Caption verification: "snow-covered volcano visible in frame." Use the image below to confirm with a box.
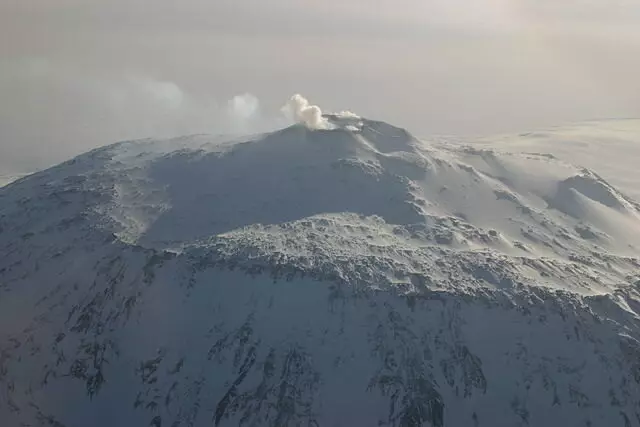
[1,117,640,426]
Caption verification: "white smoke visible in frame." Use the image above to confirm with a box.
[226,93,265,133]
[282,94,332,130]
[0,58,368,173]
[138,79,185,110]
[335,110,361,119]
[0,57,292,172]
[281,94,361,130]
[227,93,260,120]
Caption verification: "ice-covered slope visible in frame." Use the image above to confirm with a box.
[1,117,640,427]
[472,118,640,201]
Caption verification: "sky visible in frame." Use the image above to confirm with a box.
[1,0,640,173]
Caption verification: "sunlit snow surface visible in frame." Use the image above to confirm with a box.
[1,118,640,426]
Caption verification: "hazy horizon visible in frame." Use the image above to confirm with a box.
[1,0,639,173]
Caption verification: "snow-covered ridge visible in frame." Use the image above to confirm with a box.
[1,118,640,426]
[2,118,639,295]
[0,173,28,188]
[9,117,640,260]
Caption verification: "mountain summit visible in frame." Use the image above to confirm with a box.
[1,118,640,426]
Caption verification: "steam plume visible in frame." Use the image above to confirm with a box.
[282,94,332,130]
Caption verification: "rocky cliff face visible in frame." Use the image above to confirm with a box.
[1,118,640,426]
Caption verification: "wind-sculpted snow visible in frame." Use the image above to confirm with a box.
[1,119,640,426]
